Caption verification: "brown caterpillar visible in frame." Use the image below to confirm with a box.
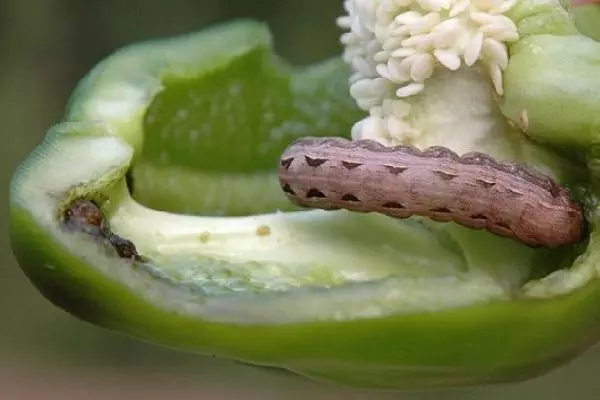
[278,137,585,248]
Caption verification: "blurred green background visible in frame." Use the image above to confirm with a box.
[2,1,600,399]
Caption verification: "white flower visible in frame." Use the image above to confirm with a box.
[338,0,519,145]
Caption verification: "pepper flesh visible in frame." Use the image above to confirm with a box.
[8,8,600,390]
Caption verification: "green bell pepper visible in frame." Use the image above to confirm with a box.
[8,0,600,390]
[573,0,600,41]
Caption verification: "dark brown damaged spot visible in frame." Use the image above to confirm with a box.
[63,199,107,237]
[63,199,147,263]
[431,207,452,213]
[109,234,145,262]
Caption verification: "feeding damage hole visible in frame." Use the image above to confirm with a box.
[63,199,146,263]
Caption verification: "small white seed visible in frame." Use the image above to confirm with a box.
[431,18,461,47]
[376,64,394,82]
[464,31,484,66]
[350,78,376,98]
[482,38,508,69]
[395,11,423,26]
[450,0,470,17]
[487,61,504,95]
[418,0,450,12]
[490,0,517,14]
[336,16,352,29]
[382,36,406,51]
[402,33,433,49]
[481,24,519,42]
[410,53,435,82]
[410,12,441,35]
[470,11,494,25]
[433,49,461,70]
[374,50,391,63]
[396,82,425,97]
[370,105,385,117]
[391,47,418,58]
[388,59,412,83]
[361,115,387,139]
[352,57,376,77]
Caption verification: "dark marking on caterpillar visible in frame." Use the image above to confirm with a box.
[470,214,487,220]
[384,165,408,174]
[476,178,496,188]
[305,155,327,167]
[496,221,511,230]
[506,188,524,197]
[306,188,326,198]
[433,170,459,181]
[341,193,360,202]
[278,137,586,248]
[382,201,404,209]
[281,158,294,169]
[342,161,363,170]
[282,183,295,195]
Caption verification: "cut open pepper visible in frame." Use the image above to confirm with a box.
[8,1,600,390]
